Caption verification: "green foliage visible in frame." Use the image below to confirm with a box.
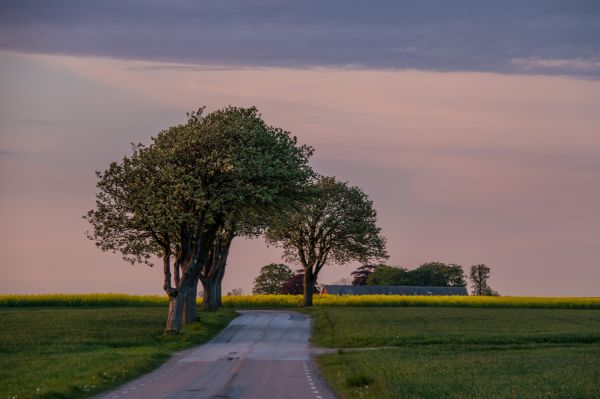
[305,307,600,348]
[318,345,600,399]
[85,106,315,318]
[266,176,387,305]
[345,373,374,388]
[367,265,412,285]
[252,263,293,294]
[267,176,387,269]
[367,262,466,287]
[310,307,600,398]
[0,307,237,399]
[86,106,314,266]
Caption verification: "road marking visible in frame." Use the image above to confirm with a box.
[302,362,325,399]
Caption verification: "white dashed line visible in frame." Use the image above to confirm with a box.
[302,362,324,399]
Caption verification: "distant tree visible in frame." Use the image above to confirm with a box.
[252,263,293,294]
[367,262,467,287]
[281,269,320,295]
[351,264,378,285]
[266,176,387,306]
[367,265,412,285]
[469,264,499,296]
[411,262,466,287]
[226,288,243,296]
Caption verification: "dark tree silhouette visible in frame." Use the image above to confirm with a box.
[351,264,378,285]
[469,264,499,295]
[281,270,320,295]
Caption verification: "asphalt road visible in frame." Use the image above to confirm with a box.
[94,310,336,399]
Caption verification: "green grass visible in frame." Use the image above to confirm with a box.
[305,307,600,399]
[319,345,600,399]
[0,307,237,399]
[305,307,600,347]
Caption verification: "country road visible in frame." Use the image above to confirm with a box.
[93,310,336,399]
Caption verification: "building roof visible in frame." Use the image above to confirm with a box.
[322,285,468,296]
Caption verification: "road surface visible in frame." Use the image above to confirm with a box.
[94,310,336,399]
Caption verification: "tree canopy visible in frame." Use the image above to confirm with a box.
[367,262,466,287]
[86,106,314,332]
[351,264,379,285]
[266,176,387,305]
[252,263,293,294]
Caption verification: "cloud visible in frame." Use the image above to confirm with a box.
[0,1,599,77]
[512,58,600,77]
[0,150,21,156]
[13,117,62,128]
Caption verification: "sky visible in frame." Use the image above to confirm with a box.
[0,1,599,296]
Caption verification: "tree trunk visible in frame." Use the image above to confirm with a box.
[182,278,198,324]
[164,290,184,334]
[164,259,198,333]
[215,262,226,307]
[201,276,220,310]
[303,268,315,307]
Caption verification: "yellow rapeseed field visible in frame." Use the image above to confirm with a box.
[2,293,598,309]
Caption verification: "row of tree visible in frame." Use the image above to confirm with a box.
[254,262,498,296]
[86,106,387,333]
[351,262,497,295]
[354,262,466,287]
[252,263,321,295]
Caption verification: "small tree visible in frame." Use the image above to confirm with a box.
[469,264,498,295]
[226,288,243,296]
[351,264,378,285]
[252,263,293,294]
[266,176,387,306]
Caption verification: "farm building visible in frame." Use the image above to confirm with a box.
[322,285,468,296]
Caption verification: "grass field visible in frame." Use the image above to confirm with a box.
[0,307,237,399]
[2,296,600,398]
[305,307,600,398]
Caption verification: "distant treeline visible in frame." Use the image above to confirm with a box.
[351,262,465,287]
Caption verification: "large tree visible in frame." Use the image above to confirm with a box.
[86,106,313,332]
[252,263,293,294]
[266,176,387,306]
